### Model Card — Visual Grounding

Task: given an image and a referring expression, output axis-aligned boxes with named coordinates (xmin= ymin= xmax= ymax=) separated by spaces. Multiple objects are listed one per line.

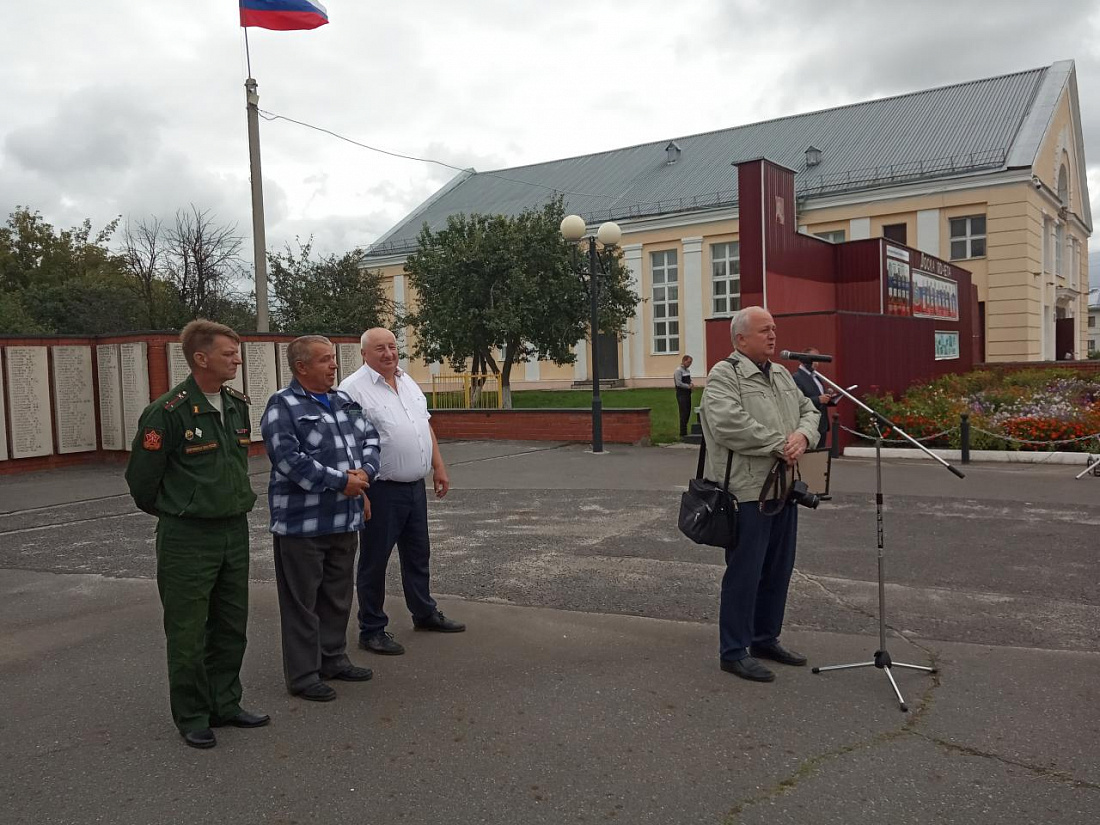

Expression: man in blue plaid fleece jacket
xmin=261 ymin=336 xmax=382 ymax=703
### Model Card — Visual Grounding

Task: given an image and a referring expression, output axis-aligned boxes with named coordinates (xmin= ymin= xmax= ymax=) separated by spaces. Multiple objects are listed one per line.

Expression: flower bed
xmin=856 ymin=369 xmax=1100 ymax=452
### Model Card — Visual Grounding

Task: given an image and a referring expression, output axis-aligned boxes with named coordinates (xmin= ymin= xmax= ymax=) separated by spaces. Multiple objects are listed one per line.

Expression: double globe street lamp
xmin=560 ymin=214 xmax=622 ymax=454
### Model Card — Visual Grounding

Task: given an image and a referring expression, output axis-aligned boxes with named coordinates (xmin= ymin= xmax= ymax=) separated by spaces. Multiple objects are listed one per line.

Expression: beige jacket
xmin=699 ymin=350 xmax=820 ymax=500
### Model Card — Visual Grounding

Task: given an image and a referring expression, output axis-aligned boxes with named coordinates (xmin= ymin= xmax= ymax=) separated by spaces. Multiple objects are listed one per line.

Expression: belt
xmin=375 ymin=478 xmax=423 ymax=485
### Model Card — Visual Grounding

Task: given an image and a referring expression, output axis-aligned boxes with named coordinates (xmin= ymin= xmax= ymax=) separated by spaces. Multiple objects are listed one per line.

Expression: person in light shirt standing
xmin=339 ymin=328 xmax=465 ymax=656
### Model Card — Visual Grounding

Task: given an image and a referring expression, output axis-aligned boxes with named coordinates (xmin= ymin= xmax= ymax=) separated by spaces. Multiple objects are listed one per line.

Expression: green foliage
xmin=268 ymin=238 xmax=393 ymax=334
xmin=403 ymin=196 xmax=639 ymax=406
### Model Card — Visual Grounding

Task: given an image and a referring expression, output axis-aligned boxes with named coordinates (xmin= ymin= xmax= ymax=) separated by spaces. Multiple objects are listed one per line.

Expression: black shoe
xmin=294 ymin=682 xmax=337 ymax=702
xmin=359 ymin=632 xmax=405 ymax=655
xmin=212 ymin=710 xmax=270 ymax=728
xmin=720 ymin=657 xmax=776 ymax=682
xmin=181 ymin=728 xmax=216 ymax=749
xmin=750 ymin=643 xmax=808 ymax=666
xmin=324 ymin=665 xmax=373 ymax=682
xmin=413 ymin=611 xmax=466 ymax=633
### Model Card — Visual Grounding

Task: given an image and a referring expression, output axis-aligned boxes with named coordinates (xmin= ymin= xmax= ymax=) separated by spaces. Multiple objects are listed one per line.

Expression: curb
xmin=843 ymin=447 xmax=1096 ymax=465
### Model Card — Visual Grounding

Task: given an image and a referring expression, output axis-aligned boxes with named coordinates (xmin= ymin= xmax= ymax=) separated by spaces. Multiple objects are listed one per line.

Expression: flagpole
xmin=244 ymin=38 xmax=269 ymax=332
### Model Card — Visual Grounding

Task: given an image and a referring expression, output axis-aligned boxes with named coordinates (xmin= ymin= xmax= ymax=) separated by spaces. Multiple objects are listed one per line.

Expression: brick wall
xmin=429 ymin=409 xmax=652 ymax=445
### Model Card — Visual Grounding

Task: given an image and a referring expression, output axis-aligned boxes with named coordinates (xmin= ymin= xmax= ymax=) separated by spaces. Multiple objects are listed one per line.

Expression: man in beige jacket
xmin=700 ymin=306 xmax=820 ymax=683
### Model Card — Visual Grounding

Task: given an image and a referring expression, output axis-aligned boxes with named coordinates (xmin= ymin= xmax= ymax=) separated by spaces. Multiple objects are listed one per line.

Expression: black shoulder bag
xmin=677 ymin=426 xmax=739 ymax=547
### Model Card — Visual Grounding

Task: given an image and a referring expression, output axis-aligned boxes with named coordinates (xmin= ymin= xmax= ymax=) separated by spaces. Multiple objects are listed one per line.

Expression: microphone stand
xmin=807 ymin=368 xmax=965 ymax=712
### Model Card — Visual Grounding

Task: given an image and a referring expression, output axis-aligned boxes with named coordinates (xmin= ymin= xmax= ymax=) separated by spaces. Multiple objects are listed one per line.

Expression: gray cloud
xmin=0 ymin=0 xmax=1097 ymax=265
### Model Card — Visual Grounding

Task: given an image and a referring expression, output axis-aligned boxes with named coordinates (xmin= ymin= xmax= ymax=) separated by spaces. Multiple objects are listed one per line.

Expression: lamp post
xmin=560 ymin=214 xmax=622 ymax=454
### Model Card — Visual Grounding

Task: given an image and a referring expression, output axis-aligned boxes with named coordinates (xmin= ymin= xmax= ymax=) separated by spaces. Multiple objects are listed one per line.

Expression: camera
xmin=788 ymin=479 xmax=821 ymax=509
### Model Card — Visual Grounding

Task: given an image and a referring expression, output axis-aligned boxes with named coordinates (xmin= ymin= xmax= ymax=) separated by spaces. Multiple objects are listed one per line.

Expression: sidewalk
xmin=1 ymin=442 xmax=1097 ymax=824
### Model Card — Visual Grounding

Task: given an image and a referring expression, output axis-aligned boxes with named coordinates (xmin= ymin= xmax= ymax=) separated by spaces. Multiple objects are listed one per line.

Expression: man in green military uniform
xmin=125 ymin=319 xmax=269 ymax=749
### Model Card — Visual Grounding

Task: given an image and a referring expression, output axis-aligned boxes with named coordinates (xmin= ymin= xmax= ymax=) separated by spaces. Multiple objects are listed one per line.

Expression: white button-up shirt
xmin=339 ymin=364 xmax=433 ymax=482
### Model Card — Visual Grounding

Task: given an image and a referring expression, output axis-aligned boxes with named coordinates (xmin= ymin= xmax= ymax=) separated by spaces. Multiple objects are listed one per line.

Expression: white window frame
xmin=1055 ymin=221 xmax=1065 ymax=277
xmin=650 ymin=249 xmax=679 ymax=354
xmin=949 ymin=215 xmax=986 ymax=260
xmin=710 ymin=241 xmax=741 ymax=317
xmin=813 ymin=230 xmax=846 ymax=244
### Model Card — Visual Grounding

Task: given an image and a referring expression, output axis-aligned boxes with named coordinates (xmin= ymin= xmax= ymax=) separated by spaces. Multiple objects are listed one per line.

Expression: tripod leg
xmin=892 ymin=661 xmax=937 ymax=674
xmin=812 ymin=661 xmax=875 ymax=674
xmin=883 ymin=666 xmax=908 ymax=712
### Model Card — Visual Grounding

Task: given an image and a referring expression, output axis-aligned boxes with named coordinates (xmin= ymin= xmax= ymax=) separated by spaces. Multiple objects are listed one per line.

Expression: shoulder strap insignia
xmin=164 ymin=389 xmax=189 ymax=411
xmin=224 ymin=384 xmax=251 ymax=404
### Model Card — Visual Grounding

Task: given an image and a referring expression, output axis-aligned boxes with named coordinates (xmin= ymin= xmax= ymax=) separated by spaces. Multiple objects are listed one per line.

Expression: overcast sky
xmin=2 ymin=1 xmax=1098 ymax=284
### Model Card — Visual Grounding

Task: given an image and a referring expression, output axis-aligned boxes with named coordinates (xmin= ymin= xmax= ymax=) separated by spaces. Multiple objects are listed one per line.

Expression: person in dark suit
xmin=790 ymin=348 xmax=833 ymax=449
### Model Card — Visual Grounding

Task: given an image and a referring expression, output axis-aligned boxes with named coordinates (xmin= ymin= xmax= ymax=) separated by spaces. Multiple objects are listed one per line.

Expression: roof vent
xmin=665 ymin=141 xmax=682 ymax=165
xmin=805 ymin=146 xmax=822 ymax=168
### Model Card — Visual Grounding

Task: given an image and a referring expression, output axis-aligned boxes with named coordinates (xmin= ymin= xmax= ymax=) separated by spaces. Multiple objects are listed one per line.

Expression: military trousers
xmin=155 ymin=514 xmax=250 ymax=733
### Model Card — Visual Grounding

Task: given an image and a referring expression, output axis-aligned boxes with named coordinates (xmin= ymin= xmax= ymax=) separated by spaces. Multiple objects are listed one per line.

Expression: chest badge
xmin=184 ymin=429 xmax=195 ymax=441
xmin=194 ymin=427 xmax=203 ymax=438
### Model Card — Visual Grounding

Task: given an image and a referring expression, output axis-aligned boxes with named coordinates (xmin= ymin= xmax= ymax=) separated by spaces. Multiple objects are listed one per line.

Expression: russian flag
xmin=240 ymin=1 xmax=329 ymax=31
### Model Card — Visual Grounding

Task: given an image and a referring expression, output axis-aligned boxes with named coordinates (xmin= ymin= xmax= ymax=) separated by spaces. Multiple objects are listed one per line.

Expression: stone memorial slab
xmin=226 ymin=369 xmax=245 ymax=393
xmin=120 ymin=342 xmax=150 ymax=452
xmin=4 ymin=346 xmax=53 ymax=459
xmin=51 ymin=346 xmax=96 ymax=454
xmin=243 ymin=342 xmax=278 ymax=440
xmin=0 ymin=354 xmax=8 ymax=461
xmin=96 ymin=344 xmax=125 ymax=451
xmin=276 ymin=343 xmax=291 ymax=388
xmin=167 ymin=342 xmax=190 ymax=387
xmin=338 ymin=343 xmax=361 ymax=383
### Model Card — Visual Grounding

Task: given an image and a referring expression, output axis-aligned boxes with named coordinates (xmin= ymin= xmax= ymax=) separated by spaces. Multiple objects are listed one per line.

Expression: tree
xmin=403 ymin=197 xmax=638 ymax=407
xmin=0 ymin=206 xmax=146 ymax=333
xmin=268 ymin=238 xmax=394 ymax=334
xmin=163 ymin=206 xmax=250 ymax=326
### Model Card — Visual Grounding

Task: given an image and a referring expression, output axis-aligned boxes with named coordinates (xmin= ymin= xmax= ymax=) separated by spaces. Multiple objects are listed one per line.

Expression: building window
xmin=710 ymin=242 xmax=740 ymax=316
xmin=882 ymin=223 xmax=907 ymax=244
xmin=1043 ymin=216 xmax=1053 ymax=273
xmin=651 ymin=249 xmax=679 ymax=353
xmin=1055 ymin=222 xmax=1064 ymax=277
xmin=1088 ymin=315 xmax=1095 ymax=329
xmin=1090 ymin=340 xmax=1096 ymax=353
xmin=814 ymin=230 xmax=846 ymax=243
xmin=949 ymin=216 xmax=986 ymax=260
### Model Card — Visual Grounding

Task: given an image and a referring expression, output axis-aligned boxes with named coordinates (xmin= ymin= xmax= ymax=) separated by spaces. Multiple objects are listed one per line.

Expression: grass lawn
xmin=511 ymin=387 xmax=704 ymax=444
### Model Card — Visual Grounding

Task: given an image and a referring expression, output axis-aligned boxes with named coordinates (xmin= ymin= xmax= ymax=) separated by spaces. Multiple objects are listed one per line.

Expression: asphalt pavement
xmin=1 ymin=441 xmax=1097 ymax=824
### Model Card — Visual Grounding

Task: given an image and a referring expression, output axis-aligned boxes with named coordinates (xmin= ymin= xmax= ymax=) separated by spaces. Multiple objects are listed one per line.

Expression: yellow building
xmin=364 ymin=60 xmax=1091 ymax=388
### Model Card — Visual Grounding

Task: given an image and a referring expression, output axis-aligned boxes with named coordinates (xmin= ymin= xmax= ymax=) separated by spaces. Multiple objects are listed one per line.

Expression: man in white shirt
xmin=338 ymin=328 xmax=465 ymax=656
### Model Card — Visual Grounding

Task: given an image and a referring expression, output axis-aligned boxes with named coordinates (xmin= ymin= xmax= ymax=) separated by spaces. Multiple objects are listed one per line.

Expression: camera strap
xmin=758 ymin=459 xmax=792 ymax=515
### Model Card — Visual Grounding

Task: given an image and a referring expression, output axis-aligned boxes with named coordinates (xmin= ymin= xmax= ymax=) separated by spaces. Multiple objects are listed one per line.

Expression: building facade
xmin=363 ymin=61 xmax=1092 ymax=389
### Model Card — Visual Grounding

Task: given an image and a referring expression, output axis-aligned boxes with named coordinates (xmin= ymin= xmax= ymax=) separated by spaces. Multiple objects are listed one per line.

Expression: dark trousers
xmin=273 ymin=532 xmax=357 ymax=694
xmin=719 ymin=502 xmax=798 ymax=661
xmin=155 ymin=514 xmax=249 ymax=733
xmin=356 ymin=480 xmax=437 ymax=638
xmin=676 ymin=388 xmax=693 ymax=436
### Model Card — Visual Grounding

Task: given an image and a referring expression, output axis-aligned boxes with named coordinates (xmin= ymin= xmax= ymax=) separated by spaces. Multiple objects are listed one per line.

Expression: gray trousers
xmin=272 ymin=532 xmax=358 ymax=694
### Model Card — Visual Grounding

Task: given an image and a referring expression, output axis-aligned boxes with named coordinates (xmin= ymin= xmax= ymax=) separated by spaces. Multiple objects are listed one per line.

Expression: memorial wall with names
xmin=0 ymin=353 xmax=8 ymax=461
xmin=243 ymin=342 xmax=278 ymax=440
xmin=96 ymin=344 xmax=125 ymax=451
xmin=167 ymin=342 xmax=190 ymax=387
xmin=276 ymin=343 xmax=291 ymax=388
xmin=338 ymin=344 xmax=361 ymax=383
xmin=4 ymin=346 xmax=53 ymax=459
xmin=120 ymin=342 xmax=150 ymax=451
xmin=51 ymin=346 xmax=97 ymax=454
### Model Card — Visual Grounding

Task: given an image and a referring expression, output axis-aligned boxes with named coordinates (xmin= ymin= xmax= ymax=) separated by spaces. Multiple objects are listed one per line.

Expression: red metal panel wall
xmin=736 ymin=160 xmax=766 ymax=309
xmin=761 ymin=164 xmax=837 ymax=314
xmin=736 ymin=160 xmax=836 ymax=315
xmin=835 ymin=240 xmax=885 ymax=313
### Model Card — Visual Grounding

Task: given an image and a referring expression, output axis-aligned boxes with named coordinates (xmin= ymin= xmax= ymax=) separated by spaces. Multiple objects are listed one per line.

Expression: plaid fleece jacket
xmin=261 ymin=379 xmax=381 ymax=536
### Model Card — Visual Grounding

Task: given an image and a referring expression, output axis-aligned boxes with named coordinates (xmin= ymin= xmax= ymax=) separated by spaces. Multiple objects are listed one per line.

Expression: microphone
xmin=779 ymin=350 xmax=833 ymax=363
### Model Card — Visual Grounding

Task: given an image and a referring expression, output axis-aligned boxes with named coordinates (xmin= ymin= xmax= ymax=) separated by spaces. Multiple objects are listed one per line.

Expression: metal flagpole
xmin=244 ymin=28 xmax=269 ymax=332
